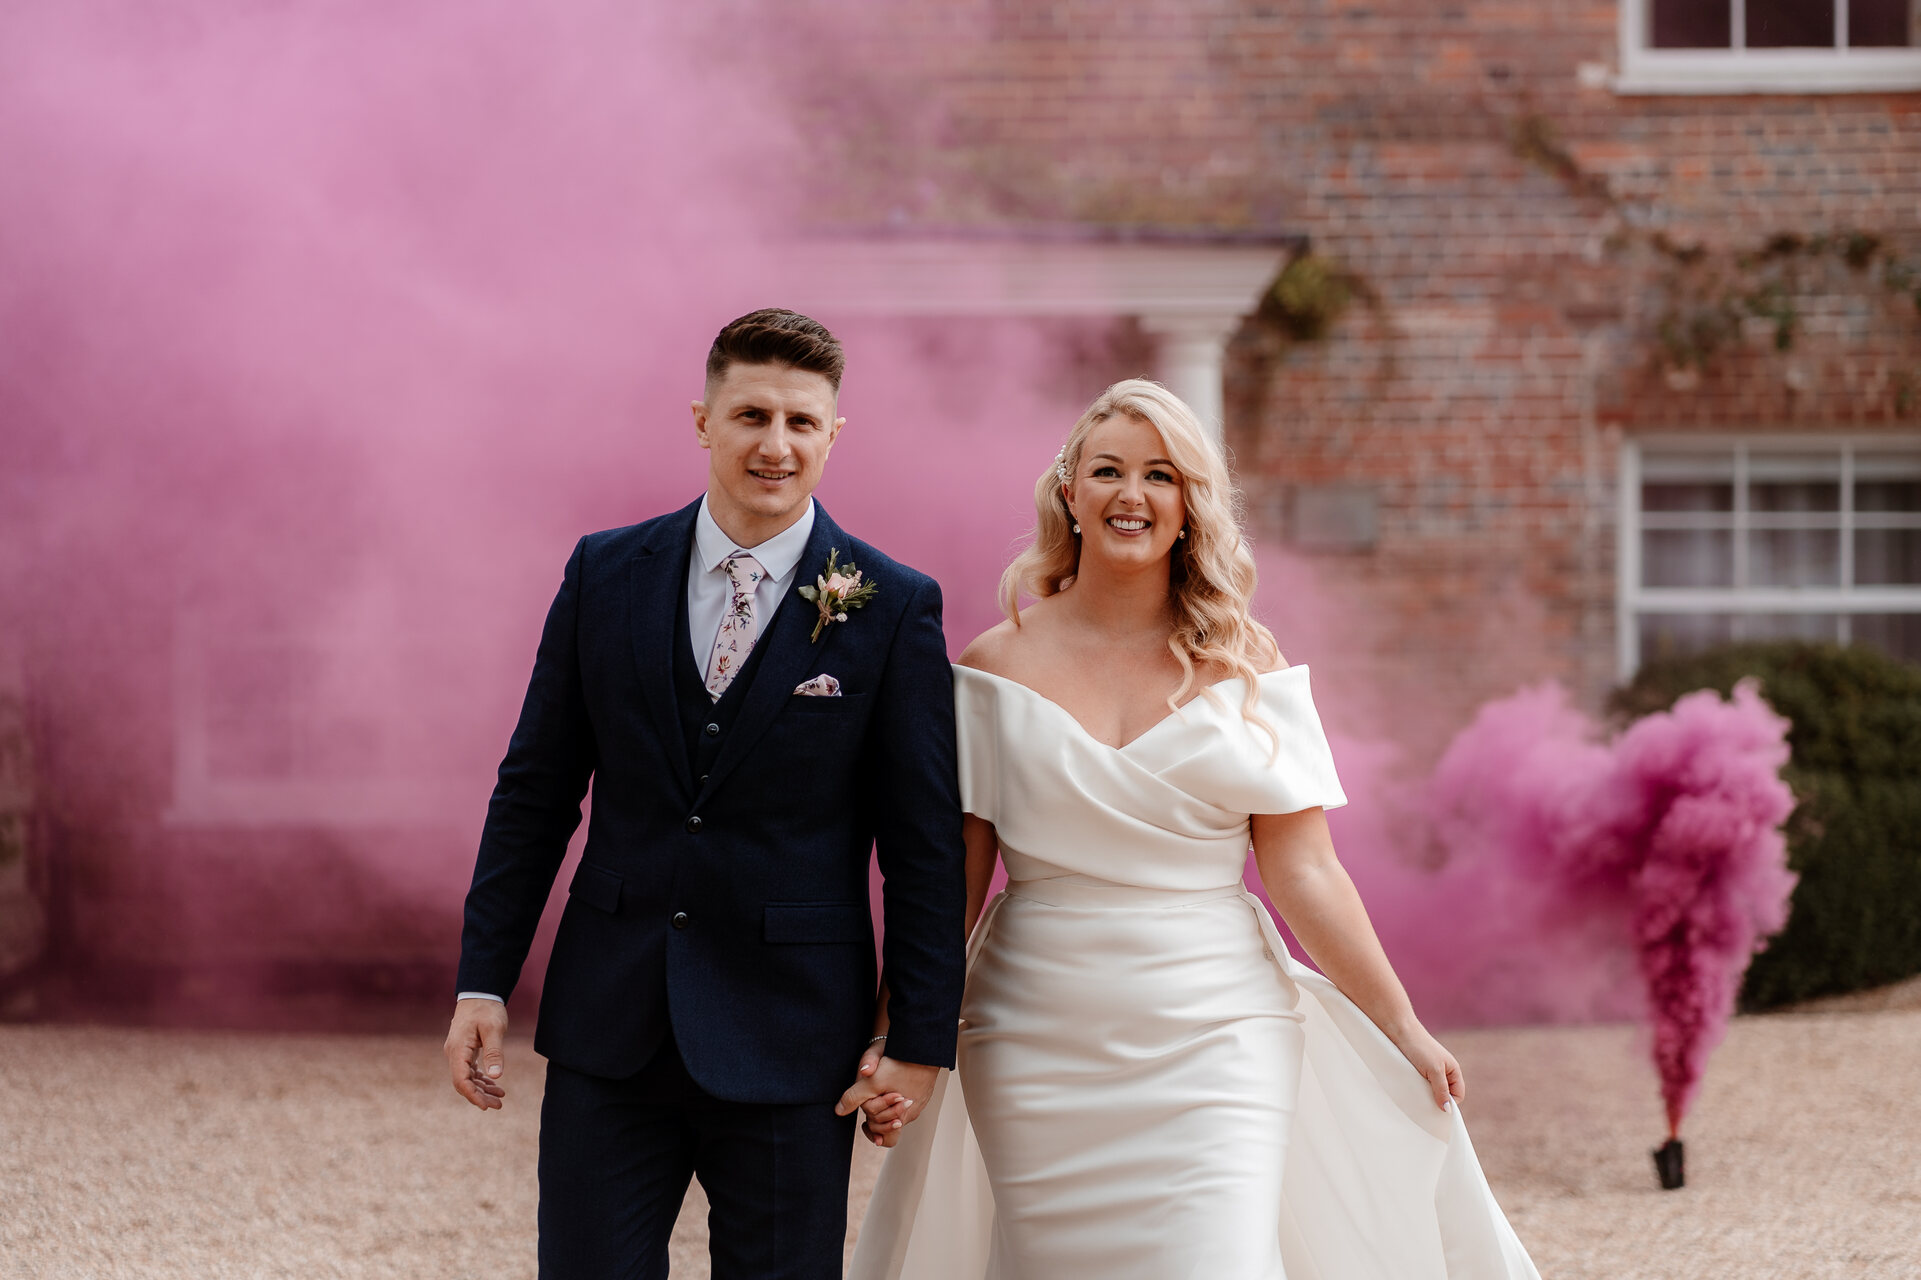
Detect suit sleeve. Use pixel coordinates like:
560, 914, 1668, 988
455, 538, 599, 1001
867, 577, 968, 1068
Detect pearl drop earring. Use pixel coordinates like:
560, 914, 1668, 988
1073, 523, 1081, 534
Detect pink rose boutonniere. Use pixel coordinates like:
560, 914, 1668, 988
797, 548, 880, 643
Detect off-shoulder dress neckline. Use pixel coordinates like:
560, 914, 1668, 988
953, 663, 1303, 754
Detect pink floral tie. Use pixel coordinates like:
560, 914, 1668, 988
705, 552, 766, 701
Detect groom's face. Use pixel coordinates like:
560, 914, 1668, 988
691, 361, 844, 543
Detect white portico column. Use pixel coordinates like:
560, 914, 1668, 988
1139, 314, 1243, 446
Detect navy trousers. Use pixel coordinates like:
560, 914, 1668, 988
537, 1034, 856, 1280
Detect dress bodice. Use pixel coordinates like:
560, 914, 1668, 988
954, 664, 1348, 891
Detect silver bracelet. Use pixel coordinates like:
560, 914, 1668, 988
867, 1034, 888, 1046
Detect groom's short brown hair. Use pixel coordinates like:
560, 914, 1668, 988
706, 308, 845, 392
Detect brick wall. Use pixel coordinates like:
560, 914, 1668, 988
807, 0, 1921, 756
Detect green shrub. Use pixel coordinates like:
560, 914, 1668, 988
1609, 641, 1921, 1009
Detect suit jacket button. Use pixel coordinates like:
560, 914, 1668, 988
704, 722, 720, 737
672, 912, 689, 930
685, 815, 702, 833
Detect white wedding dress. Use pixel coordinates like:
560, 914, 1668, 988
849, 664, 1540, 1280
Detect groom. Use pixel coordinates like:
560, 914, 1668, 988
444, 309, 967, 1278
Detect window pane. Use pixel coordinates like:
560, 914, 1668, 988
1750, 481, 1840, 513
1853, 613, 1921, 664
1639, 613, 1735, 662
1644, 481, 1735, 512
1738, 612, 1841, 642
1858, 480, 1921, 512
1850, 0, 1913, 45
1856, 452, 1921, 512
1641, 448, 1734, 511
1644, 529, 1734, 587
1652, 0, 1734, 46
1749, 529, 1842, 586
1856, 529, 1921, 584
1750, 450, 1841, 511
1748, 0, 1838, 45
1752, 481, 1841, 512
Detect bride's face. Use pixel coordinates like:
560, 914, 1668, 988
1065, 414, 1187, 572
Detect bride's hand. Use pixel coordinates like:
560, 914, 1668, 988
860, 1092, 912, 1146
1391, 1024, 1465, 1113
863, 1107, 907, 1148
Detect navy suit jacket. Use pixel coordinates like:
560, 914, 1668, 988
457, 498, 968, 1104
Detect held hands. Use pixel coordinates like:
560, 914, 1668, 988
1389, 1021, 1465, 1114
835, 1039, 940, 1148
444, 998, 511, 1110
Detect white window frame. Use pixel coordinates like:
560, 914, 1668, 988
1616, 0, 1921, 93
167, 612, 475, 828
1618, 433, 1921, 678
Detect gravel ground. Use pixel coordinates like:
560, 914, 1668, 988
2, 1006, 1917, 1279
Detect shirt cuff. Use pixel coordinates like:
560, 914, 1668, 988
456, 991, 506, 1004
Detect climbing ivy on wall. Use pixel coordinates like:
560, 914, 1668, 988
1509, 112, 1921, 393
1647, 230, 1921, 373
1260, 252, 1361, 341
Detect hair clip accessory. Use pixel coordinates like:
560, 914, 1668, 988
1055, 446, 1071, 486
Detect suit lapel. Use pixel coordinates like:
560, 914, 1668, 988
630, 498, 702, 799
695, 505, 846, 804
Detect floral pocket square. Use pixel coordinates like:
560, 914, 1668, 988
793, 673, 842, 697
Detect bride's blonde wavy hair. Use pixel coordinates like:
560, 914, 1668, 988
999, 379, 1282, 726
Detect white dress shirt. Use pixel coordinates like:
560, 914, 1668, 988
458, 496, 818, 1006
686, 495, 817, 668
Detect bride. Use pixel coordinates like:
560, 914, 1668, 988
845, 380, 1539, 1279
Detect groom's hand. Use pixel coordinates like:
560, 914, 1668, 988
444, 998, 511, 1110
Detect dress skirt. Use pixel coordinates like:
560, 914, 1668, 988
849, 877, 1542, 1280
961, 880, 1303, 1279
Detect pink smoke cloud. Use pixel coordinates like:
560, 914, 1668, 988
2, 0, 1798, 1074
1422, 680, 1796, 1132
0, 0, 1099, 1024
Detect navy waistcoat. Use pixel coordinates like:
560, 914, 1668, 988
673, 570, 777, 787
